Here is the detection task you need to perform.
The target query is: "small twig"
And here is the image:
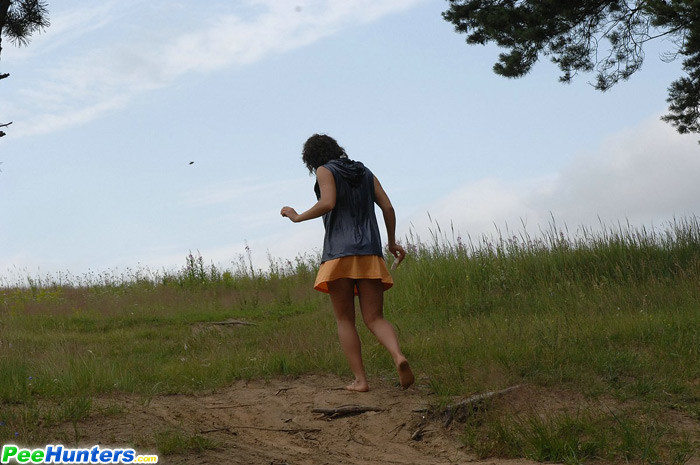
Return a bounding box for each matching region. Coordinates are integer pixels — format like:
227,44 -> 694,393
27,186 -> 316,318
205,402 -> 258,409
207,318 -> 256,326
276,387 -> 294,396
349,430 -> 374,446
200,427 -> 234,434
312,404 -> 382,418
229,425 -> 321,434
411,427 -> 429,441
410,413 -> 428,441
388,422 -> 405,439
443,384 -> 523,427
447,384 -> 523,410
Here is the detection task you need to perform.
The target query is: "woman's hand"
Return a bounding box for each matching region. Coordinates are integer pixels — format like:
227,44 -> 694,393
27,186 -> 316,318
280,167 -> 336,225
388,242 -> 406,269
280,206 -> 301,223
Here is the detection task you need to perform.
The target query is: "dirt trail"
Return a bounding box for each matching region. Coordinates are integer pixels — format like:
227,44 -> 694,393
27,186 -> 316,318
54,374 -> 550,465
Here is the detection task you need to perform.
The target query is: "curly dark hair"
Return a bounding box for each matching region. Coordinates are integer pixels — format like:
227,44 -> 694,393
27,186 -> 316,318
302,134 -> 348,174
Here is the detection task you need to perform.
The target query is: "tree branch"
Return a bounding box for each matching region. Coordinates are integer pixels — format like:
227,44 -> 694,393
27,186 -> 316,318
312,404 -> 383,418
413,384 -> 523,427
639,24 -> 687,44
202,425 -> 321,434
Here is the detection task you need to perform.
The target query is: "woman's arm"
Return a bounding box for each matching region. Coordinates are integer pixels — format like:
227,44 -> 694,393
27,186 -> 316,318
373,176 -> 406,265
281,166 -> 336,223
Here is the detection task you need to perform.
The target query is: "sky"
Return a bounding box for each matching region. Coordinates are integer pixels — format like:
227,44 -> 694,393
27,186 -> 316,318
1,0 -> 699,282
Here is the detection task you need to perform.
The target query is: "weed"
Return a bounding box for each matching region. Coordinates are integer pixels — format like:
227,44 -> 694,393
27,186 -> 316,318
154,429 -> 218,455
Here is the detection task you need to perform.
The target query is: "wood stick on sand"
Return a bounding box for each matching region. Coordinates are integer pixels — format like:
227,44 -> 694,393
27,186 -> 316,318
312,404 -> 383,419
203,426 -> 321,434
443,384 -> 523,427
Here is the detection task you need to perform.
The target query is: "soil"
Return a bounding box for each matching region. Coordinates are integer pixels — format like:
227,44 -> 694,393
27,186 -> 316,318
49,374 -> 553,465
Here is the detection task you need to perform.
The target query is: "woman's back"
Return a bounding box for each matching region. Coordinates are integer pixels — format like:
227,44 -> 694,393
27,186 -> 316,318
315,158 -> 383,262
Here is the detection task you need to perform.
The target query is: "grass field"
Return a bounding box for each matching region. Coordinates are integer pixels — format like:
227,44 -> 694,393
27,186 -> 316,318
1,217 -> 699,464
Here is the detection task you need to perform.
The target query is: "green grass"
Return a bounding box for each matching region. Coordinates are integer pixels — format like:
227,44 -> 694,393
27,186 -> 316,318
462,406 -> 696,465
1,217 -> 699,462
153,429 -> 219,456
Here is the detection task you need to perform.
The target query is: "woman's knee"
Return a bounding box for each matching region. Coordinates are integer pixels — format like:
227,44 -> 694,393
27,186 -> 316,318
362,315 -> 383,333
360,305 -> 387,329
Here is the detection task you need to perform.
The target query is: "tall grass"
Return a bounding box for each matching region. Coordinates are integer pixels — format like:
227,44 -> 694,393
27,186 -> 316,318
389,217 -> 700,396
1,217 -> 699,462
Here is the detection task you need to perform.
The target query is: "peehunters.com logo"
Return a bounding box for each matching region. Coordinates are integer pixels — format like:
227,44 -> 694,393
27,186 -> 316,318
1,445 -> 158,464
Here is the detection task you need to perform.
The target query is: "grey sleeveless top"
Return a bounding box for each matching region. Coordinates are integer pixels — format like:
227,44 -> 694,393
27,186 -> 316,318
314,158 -> 383,263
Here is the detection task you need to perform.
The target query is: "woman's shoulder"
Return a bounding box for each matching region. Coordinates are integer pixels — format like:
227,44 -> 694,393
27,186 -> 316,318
323,158 -> 370,170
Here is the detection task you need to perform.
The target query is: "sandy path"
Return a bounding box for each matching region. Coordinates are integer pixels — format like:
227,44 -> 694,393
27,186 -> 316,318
52,374 -> 553,465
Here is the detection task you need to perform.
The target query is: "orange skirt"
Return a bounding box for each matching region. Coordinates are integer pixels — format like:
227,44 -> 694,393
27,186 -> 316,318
314,255 -> 393,294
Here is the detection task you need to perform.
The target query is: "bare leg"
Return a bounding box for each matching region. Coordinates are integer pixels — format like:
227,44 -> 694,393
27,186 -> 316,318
327,278 -> 369,392
356,279 -> 414,389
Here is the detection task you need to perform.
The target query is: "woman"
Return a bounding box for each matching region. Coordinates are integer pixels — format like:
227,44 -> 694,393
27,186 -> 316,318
281,134 -> 413,392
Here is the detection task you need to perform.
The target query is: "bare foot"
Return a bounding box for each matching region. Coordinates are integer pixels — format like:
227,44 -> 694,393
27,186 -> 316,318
345,380 -> 369,392
397,360 -> 414,389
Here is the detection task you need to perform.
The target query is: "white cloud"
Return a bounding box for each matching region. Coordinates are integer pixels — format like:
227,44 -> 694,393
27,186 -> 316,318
8,0 -> 428,137
14,95 -> 129,136
408,115 -> 700,243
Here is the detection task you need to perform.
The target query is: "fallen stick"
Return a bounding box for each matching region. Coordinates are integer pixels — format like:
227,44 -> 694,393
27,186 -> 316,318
448,384 -> 523,410
312,404 -> 382,418
205,402 -> 258,409
443,384 -> 523,427
410,413 -> 428,441
200,427 -> 233,434
207,319 -> 256,326
217,425 -> 321,434
411,427 -> 433,441
412,384 -> 524,414
388,422 -> 406,439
